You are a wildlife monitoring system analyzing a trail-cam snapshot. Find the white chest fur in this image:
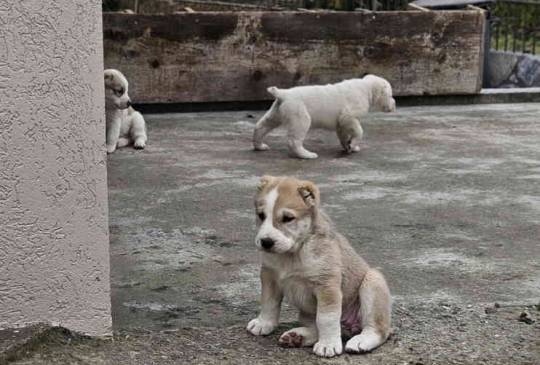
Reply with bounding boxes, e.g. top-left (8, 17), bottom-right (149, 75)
top-left (106, 108), bottom-right (131, 138)
top-left (281, 275), bottom-right (317, 314)
top-left (262, 253), bottom-right (318, 314)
